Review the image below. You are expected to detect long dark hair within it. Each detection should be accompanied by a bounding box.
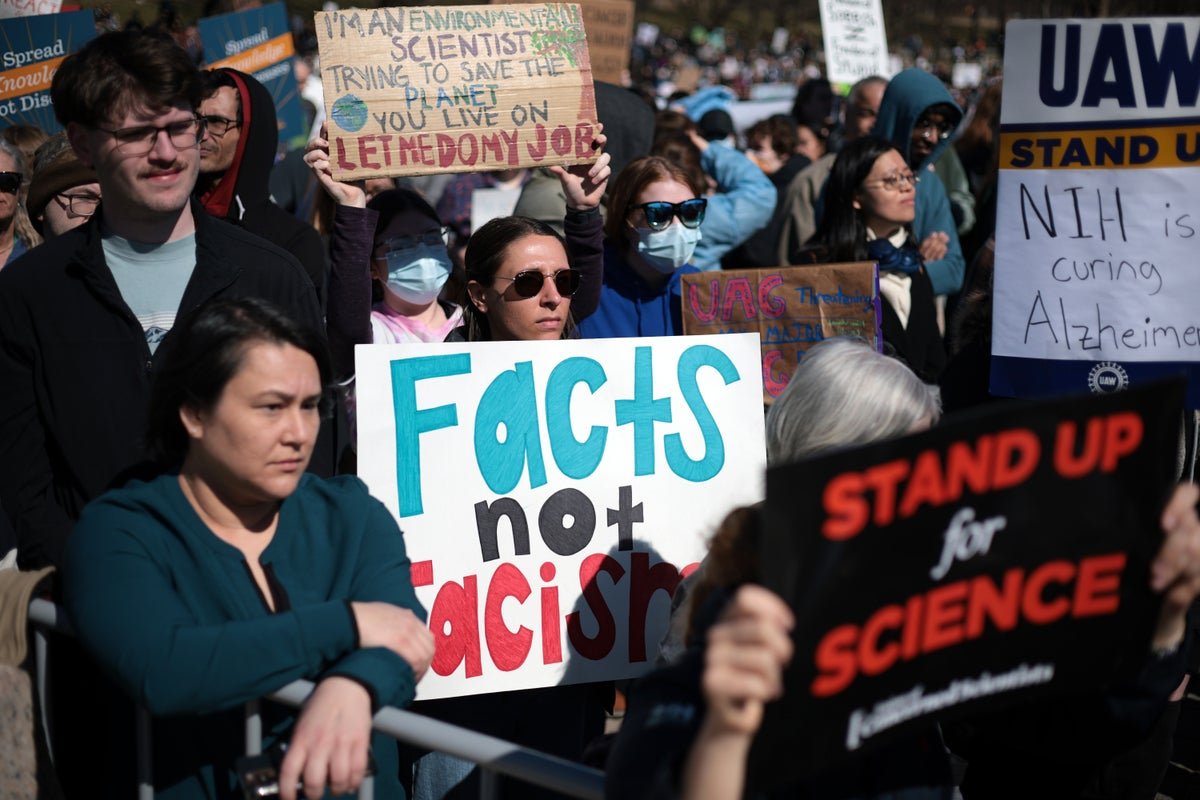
[463,216,570,341]
[810,135,900,262]
[146,297,332,465]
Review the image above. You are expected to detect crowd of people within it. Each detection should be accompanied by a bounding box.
[0,15,1197,800]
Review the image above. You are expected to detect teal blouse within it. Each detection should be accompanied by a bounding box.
[65,472,424,799]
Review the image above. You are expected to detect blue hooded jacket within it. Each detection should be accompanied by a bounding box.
[872,69,966,295]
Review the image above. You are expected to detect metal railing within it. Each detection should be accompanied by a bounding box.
[27,598,605,800]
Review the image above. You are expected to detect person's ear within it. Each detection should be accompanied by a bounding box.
[66,123,95,168]
[852,192,862,212]
[466,280,489,314]
[179,405,206,440]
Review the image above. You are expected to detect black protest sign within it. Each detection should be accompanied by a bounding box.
[749,380,1183,786]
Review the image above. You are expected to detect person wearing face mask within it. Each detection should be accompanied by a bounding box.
[306,128,611,361]
[577,156,707,339]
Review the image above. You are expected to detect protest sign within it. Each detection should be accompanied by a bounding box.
[356,334,766,699]
[493,0,632,85]
[0,10,93,133]
[0,0,60,19]
[818,0,890,88]
[314,3,601,180]
[991,19,1200,408]
[681,263,880,403]
[749,379,1182,784]
[199,3,306,153]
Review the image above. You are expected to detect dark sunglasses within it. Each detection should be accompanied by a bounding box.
[631,198,707,231]
[494,268,582,298]
[0,171,21,194]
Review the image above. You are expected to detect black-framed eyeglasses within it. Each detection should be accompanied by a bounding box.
[53,190,101,219]
[0,171,21,194]
[92,115,207,156]
[861,172,920,191]
[373,228,451,257]
[201,114,241,138]
[493,268,582,299]
[913,117,954,141]
[630,198,707,231]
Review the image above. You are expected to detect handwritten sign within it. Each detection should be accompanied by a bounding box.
[494,0,632,85]
[314,3,601,180]
[749,379,1182,785]
[199,2,306,153]
[356,334,766,699]
[992,19,1200,407]
[818,0,891,87]
[0,0,60,19]
[0,10,93,132]
[681,263,881,403]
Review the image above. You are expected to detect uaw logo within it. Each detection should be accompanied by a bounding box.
[1087,362,1129,394]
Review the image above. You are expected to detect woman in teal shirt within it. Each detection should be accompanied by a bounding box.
[65,297,433,800]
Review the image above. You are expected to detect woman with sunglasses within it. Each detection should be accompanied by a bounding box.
[577,155,708,339]
[805,136,945,382]
[305,129,610,365]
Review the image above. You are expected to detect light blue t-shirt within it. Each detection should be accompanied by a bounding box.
[103,233,195,353]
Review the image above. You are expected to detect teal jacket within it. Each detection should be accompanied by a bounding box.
[872,69,966,295]
[64,473,424,799]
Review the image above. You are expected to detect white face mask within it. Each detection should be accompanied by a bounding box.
[384,244,452,305]
[634,223,702,273]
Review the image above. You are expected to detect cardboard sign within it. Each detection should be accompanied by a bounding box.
[494,0,632,85]
[818,0,891,87]
[681,263,881,403]
[0,0,60,19]
[199,2,306,153]
[314,3,601,180]
[356,334,767,699]
[0,10,93,132]
[991,19,1200,408]
[749,380,1182,785]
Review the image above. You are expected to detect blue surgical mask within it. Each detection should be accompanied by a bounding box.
[634,223,702,273]
[384,244,452,305]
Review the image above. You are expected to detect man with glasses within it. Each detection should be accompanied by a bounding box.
[195,69,327,304]
[871,68,966,297]
[0,29,322,573]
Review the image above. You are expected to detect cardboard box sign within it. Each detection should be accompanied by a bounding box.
[493,0,633,85]
[749,379,1183,786]
[681,263,881,404]
[315,3,601,179]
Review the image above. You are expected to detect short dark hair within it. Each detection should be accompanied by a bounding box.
[51,28,203,129]
[201,69,243,124]
[146,297,332,465]
[463,216,567,341]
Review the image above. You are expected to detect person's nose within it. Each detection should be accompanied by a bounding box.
[148,128,180,162]
[539,274,563,308]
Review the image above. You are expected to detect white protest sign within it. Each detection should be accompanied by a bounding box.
[469,185,523,236]
[991,19,1200,406]
[818,0,890,87]
[356,334,766,699]
[0,0,60,19]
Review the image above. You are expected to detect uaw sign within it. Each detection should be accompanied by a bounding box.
[356,334,767,699]
[991,18,1200,407]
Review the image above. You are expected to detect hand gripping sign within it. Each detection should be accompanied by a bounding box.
[750,379,1182,785]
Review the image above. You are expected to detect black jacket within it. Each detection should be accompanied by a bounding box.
[0,203,323,570]
[197,69,328,306]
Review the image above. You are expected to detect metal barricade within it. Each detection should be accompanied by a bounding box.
[28,599,605,800]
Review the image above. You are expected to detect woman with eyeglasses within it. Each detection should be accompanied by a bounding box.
[577,155,708,339]
[805,135,945,381]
